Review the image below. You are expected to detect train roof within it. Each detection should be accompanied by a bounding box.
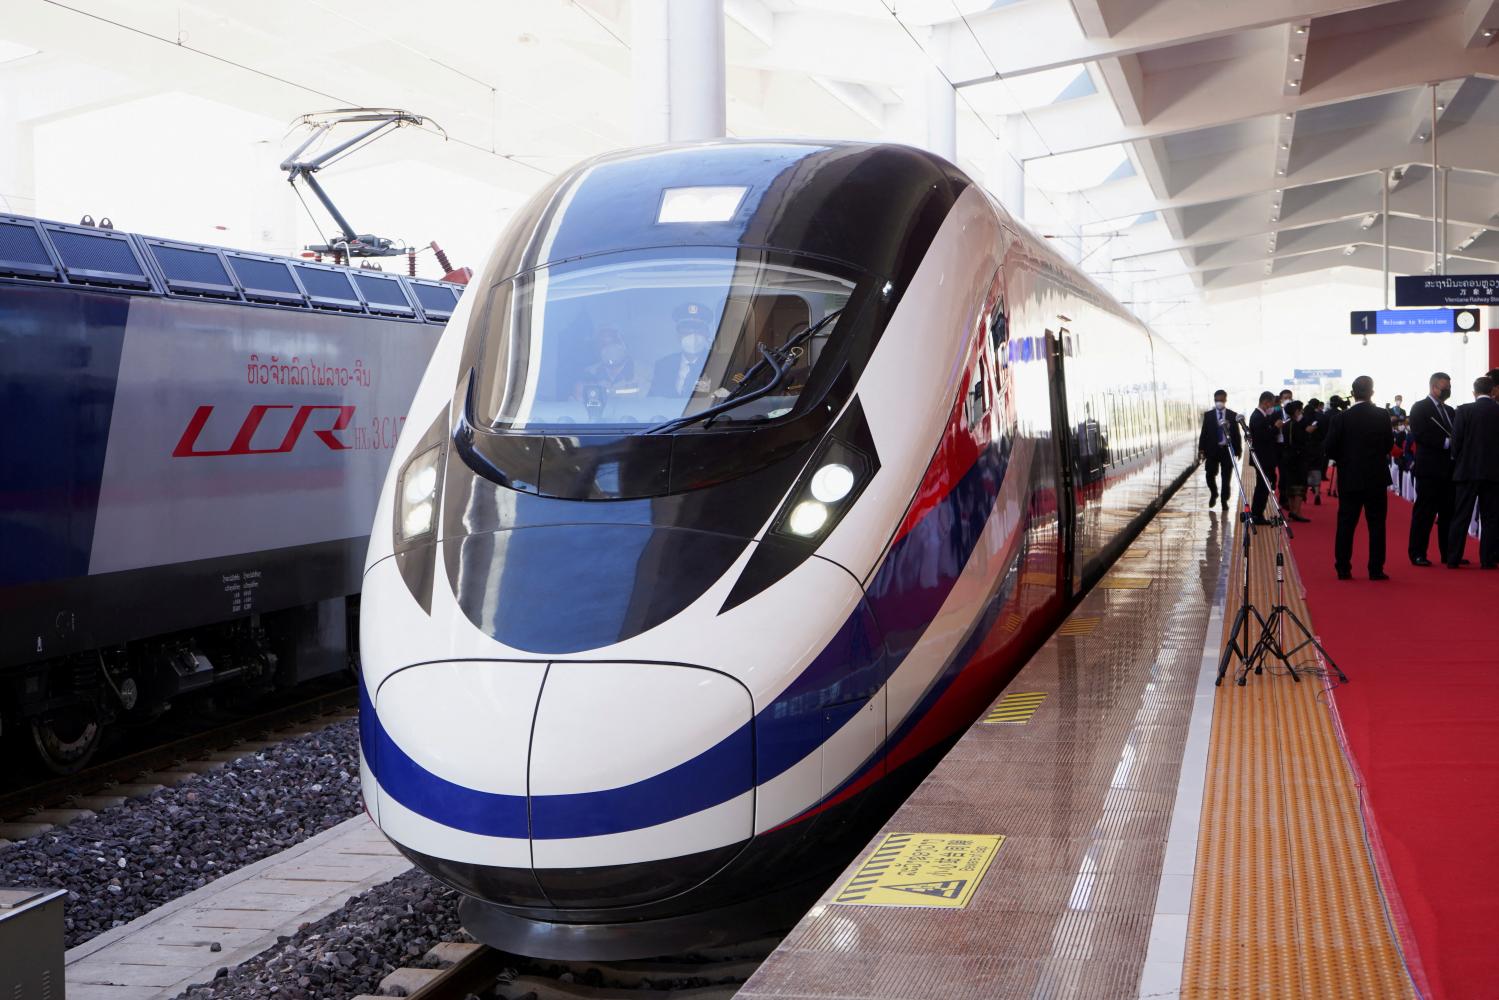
[0,211,465,325]
[481,139,972,294]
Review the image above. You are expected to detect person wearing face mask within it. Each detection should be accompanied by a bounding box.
[1304,399,1327,505]
[1279,400,1311,522]
[575,328,639,399]
[1408,372,1457,566]
[1197,389,1240,511]
[1248,391,1284,524]
[651,302,716,397]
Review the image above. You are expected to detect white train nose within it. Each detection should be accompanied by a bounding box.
[529,661,755,905]
[370,660,543,870]
[366,659,754,907]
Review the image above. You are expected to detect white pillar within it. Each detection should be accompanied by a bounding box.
[996,115,1026,217]
[0,93,37,215]
[247,137,300,255]
[923,65,956,163]
[631,0,726,145]
[631,0,671,144]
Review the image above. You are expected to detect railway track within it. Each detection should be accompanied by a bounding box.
[0,684,357,840]
[370,936,779,1000]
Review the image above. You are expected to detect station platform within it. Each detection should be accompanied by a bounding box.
[64,814,410,999]
[739,476,1425,1000]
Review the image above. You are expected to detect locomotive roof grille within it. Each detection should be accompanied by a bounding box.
[0,209,462,325]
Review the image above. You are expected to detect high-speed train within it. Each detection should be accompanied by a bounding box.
[359,140,1204,958]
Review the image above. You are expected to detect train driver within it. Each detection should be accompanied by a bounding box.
[650,302,717,397]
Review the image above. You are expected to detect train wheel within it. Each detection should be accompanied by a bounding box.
[30,704,103,774]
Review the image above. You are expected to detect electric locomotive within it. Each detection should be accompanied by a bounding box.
[359,140,1203,958]
[0,214,455,771]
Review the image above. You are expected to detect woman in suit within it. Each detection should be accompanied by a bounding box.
[1279,400,1311,522]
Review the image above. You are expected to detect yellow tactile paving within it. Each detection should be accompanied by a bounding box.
[1182,520,1416,1000]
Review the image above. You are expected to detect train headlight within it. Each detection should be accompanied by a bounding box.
[403,463,438,506]
[809,463,855,503]
[787,500,830,536]
[773,435,875,544]
[398,445,442,542]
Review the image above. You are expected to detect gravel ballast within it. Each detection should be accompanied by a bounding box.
[171,869,469,1000]
[0,719,361,948]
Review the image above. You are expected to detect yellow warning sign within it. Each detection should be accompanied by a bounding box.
[1056,615,1100,636]
[983,691,1047,724]
[832,832,1003,908]
[1099,575,1152,590]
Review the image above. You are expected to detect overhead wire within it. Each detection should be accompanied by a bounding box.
[941,1,1207,326]
[38,0,555,175]
[569,0,630,48]
[871,0,1081,245]
[946,1,1192,302]
[877,0,1192,324]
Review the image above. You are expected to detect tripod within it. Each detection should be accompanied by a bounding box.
[1215,422,1348,687]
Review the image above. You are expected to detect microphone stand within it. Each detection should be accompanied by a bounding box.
[1216,414,1349,686]
[1216,421,1274,685]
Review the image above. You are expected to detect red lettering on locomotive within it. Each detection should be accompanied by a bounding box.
[173,404,357,457]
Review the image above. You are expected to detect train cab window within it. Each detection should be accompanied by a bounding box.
[465,249,860,432]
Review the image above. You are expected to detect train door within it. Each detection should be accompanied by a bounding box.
[1044,329,1076,598]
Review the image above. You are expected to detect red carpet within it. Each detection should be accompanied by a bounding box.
[1285,491,1499,1000]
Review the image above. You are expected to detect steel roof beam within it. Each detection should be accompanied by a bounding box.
[1114,170,1499,257]
[1013,7,1499,158]
[1080,114,1499,220]
[937,0,1400,85]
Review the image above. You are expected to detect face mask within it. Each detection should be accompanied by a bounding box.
[1214,401,1225,411]
[1438,385,1451,401]
[681,333,707,354]
[601,345,626,364]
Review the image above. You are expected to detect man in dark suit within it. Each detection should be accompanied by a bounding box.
[1247,391,1283,524]
[1324,375,1394,580]
[1407,372,1457,566]
[1446,375,1499,568]
[1198,389,1241,511]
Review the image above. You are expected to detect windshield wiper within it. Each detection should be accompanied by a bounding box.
[644,308,845,435]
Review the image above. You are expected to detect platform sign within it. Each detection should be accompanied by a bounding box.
[1395,275,1499,306]
[1294,368,1341,379]
[832,832,1004,908]
[1349,308,1480,334]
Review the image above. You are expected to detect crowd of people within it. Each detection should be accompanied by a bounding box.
[1198,369,1499,578]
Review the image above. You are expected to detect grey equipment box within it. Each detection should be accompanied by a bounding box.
[0,887,67,998]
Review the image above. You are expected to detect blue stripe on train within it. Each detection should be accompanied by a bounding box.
[0,284,130,587]
[362,434,1011,841]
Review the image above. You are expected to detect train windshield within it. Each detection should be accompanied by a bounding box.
[468,249,859,431]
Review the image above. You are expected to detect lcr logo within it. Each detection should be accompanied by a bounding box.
[172,404,355,457]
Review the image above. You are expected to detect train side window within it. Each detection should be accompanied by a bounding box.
[965,369,987,430]
[983,270,1008,353]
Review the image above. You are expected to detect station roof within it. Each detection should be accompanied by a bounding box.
[3,0,1492,303]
